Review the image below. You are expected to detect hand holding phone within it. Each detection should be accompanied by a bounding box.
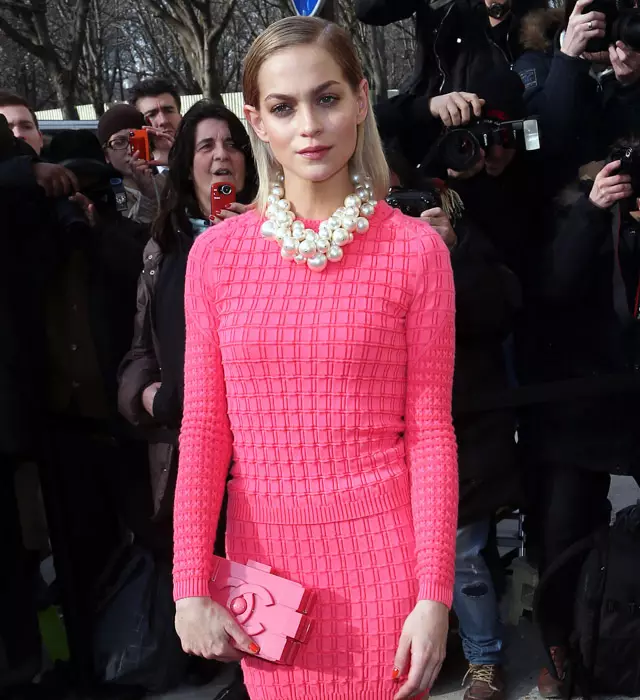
[210,182,236,220]
[129,129,151,161]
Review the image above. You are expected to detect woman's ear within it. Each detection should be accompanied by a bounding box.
[244,105,269,143]
[356,79,370,126]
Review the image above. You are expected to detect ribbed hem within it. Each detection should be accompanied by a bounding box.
[246,693,427,700]
[417,580,454,609]
[174,577,211,602]
[228,474,411,525]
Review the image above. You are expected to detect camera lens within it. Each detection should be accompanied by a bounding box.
[438,129,481,172]
[614,11,640,52]
[220,184,232,195]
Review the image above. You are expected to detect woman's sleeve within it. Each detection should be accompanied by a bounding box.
[405,229,458,608]
[173,234,233,601]
[117,253,161,427]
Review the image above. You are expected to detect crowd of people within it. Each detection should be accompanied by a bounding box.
[2,0,640,699]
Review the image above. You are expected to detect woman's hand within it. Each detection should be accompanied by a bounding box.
[561,0,605,59]
[210,202,253,225]
[610,41,640,86]
[393,600,449,700]
[129,151,157,199]
[175,597,260,662]
[420,207,457,250]
[589,160,633,209]
[142,382,161,417]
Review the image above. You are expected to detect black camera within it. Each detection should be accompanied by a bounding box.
[577,0,640,52]
[610,144,640,196]
[437,117,541,172]
[385,187,441,218]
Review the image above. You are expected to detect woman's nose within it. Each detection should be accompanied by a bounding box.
[299,105,322,137]
[212,143,230,160]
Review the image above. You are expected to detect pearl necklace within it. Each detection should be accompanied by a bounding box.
[260,173,377,272]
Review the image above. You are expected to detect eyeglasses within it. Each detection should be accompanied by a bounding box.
[107,135,130,151]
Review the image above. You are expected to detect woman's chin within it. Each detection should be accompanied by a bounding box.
[287,162,347,185]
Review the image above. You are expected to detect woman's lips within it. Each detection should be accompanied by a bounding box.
[298,146,332,160]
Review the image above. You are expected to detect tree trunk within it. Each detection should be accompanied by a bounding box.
[51,70,79,119]
[370,27,388,100]
[318,0,336,20]
[203,37,223,102]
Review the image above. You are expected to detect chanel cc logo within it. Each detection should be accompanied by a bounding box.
[219,577,275,636]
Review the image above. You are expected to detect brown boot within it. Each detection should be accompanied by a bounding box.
[537,646,567,698]
[463,664,505,700]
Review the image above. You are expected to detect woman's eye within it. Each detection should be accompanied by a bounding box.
[271,103,292,115]
[319,95,338,106]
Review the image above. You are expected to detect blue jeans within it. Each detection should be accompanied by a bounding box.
[453,518,503,665]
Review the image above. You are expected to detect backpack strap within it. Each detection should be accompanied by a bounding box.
[533,533,598,699]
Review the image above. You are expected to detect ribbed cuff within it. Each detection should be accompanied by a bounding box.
[417,579,454,609]
[173,577,211,602]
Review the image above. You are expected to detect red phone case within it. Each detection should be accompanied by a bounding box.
[129,129,150,161]
[211,182,236,218]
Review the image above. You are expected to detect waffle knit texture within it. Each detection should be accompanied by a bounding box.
[173,201,458,698]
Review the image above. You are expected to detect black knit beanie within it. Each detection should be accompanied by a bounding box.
[97,103,145,146]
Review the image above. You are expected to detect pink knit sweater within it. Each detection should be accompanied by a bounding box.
[173,201,458,609]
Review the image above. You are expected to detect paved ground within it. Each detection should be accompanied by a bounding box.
[152,477,640,700]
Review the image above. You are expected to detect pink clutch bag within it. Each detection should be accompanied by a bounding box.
[208,555,316,665]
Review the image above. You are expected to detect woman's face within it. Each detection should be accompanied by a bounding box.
[245,44,368,187]
[192,118,247,200]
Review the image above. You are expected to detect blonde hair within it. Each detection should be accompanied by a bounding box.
[243,16,389,210]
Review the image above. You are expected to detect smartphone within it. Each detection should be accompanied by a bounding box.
[129,129,150,161]
[211,182,236,218]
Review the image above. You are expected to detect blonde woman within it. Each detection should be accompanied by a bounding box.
[173,16,458,700]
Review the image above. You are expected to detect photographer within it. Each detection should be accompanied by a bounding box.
[425,71,552,283]
[387,154,521,700]
[521,144,640,695]
[98,103,166,225]
[515,0,640,172]
[0,113,59,691]
[128,78,182,166]
[356,0,545,98]
[1,110,153,695]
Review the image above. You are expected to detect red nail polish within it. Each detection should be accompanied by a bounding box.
[391,667,400,680]
[249,642,260,654]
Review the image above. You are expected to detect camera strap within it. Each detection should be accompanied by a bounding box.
[110,177,128,213]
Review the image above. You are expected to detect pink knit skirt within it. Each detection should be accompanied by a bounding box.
[226,501,423,699]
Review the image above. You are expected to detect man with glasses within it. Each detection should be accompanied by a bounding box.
[128,78,182,166]
[98,103,164,225]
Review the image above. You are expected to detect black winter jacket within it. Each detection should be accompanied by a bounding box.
[451,219,522,524]
[518,184,640,475]
[0,154,53,455]
[356,0,538,97]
